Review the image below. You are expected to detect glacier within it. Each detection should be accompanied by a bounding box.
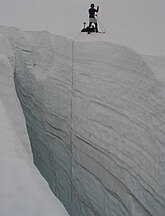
[0,31,69,216]
[0,26,165,216]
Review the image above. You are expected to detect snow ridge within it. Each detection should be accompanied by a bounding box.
[1,26,165,216]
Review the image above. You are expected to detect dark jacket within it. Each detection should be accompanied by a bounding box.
[88,6,99,18]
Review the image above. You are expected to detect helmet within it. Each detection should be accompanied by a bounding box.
[90,3,94,7]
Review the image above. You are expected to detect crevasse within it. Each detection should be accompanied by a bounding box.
[1,26,165,216]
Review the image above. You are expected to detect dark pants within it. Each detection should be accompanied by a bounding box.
[88,22,98,34]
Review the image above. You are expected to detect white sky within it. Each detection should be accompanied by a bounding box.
[0,0,165,55]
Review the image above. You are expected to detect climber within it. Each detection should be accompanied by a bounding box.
[88,3,99,34]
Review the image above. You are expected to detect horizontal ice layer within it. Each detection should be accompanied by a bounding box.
[72,42,165,216]
[144,55,165,83]
[0,33,69,216]
[1,26,165,216]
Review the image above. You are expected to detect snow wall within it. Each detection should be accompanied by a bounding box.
[0,30,69,216]
[1,26,165,216]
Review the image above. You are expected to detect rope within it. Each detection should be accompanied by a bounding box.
[97,16,106,33]
[70,32,81,202]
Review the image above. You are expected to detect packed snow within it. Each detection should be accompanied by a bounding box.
[0,33,69,216]
[0,0,165,215]
[0,26,164,216]
[144,55,165,83]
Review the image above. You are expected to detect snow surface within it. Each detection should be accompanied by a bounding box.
[0,33,69,216]
[1,26,165,216]
[144,55,165,83]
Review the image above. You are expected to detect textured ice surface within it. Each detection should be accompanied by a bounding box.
[0,31,69,216]
[1,26,165,216]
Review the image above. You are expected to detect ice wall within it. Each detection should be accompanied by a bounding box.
[0,32,69,216]
[1,26,165,216]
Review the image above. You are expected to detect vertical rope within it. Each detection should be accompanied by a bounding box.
[70,32,81,203]
[97,16,106,33]
[70,39,74,203]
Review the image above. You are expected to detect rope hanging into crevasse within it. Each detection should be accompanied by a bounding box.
[70,32,81,203]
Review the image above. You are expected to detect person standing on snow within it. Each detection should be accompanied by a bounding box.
[88,3,99,34]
